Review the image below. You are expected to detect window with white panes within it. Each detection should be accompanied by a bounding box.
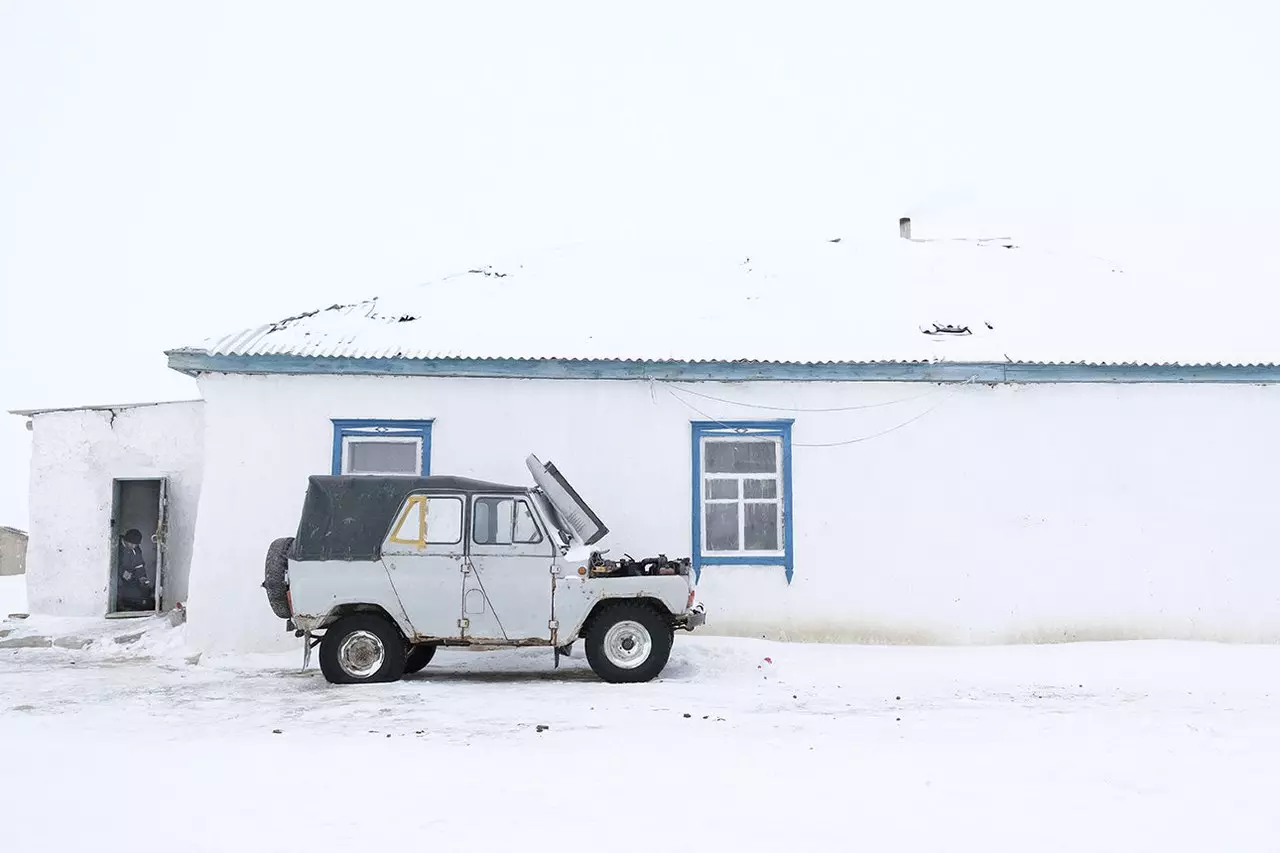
[701,437,784,554]
[692,421,793,580]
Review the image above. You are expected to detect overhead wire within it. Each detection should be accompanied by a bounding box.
[661,380,952,412]
[658,376,978,448]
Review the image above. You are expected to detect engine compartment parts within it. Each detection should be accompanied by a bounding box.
[586,552,692,577]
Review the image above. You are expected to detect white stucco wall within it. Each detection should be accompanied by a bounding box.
[185,373,1280,654]
[25,402,204,615]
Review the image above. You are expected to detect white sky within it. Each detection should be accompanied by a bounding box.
[2,0,1279,529]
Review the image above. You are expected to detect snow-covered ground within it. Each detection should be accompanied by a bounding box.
[0,573,25,616]
[4,628,1280,851]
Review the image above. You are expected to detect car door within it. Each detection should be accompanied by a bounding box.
[464,493,555,642]
[380,491,466,640]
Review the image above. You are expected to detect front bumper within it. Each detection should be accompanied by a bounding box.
[675,604,707,632]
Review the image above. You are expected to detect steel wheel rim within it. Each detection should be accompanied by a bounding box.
[338,630,386,678]
[603,620,652,670]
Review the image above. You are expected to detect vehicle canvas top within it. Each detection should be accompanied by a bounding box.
[290,474,527,562]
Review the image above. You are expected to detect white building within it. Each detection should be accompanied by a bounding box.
[12,400,203,614]
[15,235,1280,653]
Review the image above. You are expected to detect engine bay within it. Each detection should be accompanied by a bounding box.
[586,551,692,577]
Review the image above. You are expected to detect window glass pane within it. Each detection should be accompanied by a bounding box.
[513,501,543,544]
[473,497,514,545]
[424,498,462,544]
[743,479,778,499]
[705,440,777,474]
[347,439,419,474]
[744,502,780,551]
[391,497,423,543]
[496,501,514,545]
[705,479,738,500]
[705,504,739,551]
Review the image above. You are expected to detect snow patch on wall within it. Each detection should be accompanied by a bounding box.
[25,402,204,616]
[186,373,1280,654]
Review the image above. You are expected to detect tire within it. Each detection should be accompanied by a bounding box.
[262,537,294,619]
[318,614,407,685]
[404,644,437,674]
[584,602,674,684]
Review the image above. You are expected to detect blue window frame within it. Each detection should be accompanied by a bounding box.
[331,419,433,476]
[690,420,794,583]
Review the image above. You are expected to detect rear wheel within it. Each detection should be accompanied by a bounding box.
[584,603,673,684]
[318,615,406,685]
[403,644,437,674]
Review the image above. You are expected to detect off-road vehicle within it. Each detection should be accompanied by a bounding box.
[263,454,706,684]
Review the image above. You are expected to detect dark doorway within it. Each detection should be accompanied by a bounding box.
[109,478,168,616]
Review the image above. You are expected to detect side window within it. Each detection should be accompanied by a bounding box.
[345,438,420,475]
[692,421,794,582]
[473,498,511,545]
[472,497,543,546]
[389,495,462,548]
[331,420,432,476]
[513,501,541,544]
[701,437,783,553]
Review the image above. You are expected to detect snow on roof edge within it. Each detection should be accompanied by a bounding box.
[164,351,1280,369]
[9,399,204,418]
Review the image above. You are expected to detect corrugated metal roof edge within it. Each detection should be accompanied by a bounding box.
[165,350,1280,384]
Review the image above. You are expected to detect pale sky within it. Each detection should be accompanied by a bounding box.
[2,0,1279,528]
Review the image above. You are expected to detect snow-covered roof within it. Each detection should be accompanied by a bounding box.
[171,238,1278,368]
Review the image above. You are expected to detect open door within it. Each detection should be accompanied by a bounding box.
[108,477,169,617]
[154,478,168,614]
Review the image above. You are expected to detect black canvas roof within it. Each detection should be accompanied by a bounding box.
[290,474,528,562]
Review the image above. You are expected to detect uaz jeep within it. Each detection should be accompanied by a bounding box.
[263,454,706,684]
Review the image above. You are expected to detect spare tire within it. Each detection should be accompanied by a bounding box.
[262,537,294,619]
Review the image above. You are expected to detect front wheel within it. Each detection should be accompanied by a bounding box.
[318,615,406,685]
[584,603,673,684]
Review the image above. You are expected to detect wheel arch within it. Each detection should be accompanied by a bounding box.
[573,596,674,641]
[314,602,411,641]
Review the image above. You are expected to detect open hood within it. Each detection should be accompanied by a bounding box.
[525,454,609,547]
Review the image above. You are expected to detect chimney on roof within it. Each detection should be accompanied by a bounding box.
[899,217,912,240]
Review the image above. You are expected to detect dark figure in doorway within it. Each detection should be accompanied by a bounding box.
[117,528,155,611]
